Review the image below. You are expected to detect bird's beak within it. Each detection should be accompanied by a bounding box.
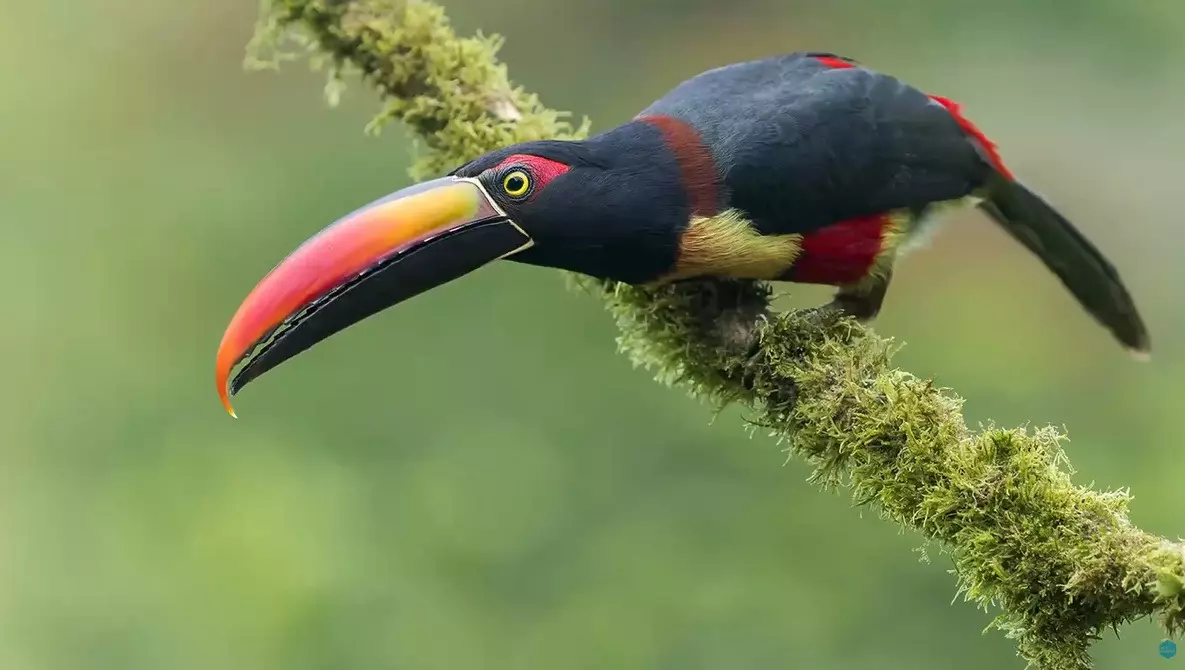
[215,176,532,417]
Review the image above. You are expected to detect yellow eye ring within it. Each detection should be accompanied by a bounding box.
[501,169,531,198]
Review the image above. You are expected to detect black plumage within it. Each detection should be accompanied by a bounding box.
[450,51,1149,354]
[636,52,985,233]
[219,51,1152,411]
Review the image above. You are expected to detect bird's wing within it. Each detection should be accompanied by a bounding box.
[645,53,992,236]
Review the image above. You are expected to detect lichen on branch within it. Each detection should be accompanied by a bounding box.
[248,0,589,178]
[245,1,1184,667]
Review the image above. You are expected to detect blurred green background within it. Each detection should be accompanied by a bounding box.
[3,0,1183,668]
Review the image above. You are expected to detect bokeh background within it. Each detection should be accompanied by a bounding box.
[3,1,1183,668]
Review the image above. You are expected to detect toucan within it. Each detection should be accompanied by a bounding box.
[215,52,1150,416]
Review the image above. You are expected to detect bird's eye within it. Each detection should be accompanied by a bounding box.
[500,169,532,199]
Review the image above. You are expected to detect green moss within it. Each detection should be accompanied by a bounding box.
[247,0,590,178]
[591,278,1185,669]
[245,1,1184,667]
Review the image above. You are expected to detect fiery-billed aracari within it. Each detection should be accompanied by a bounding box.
[215,52,1150,416]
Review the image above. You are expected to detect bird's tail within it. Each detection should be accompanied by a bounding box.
[977,175,1151,357]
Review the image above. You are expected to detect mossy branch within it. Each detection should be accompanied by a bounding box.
[246,1,1184,667]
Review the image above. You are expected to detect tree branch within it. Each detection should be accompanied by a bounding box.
[245,1,1184,667]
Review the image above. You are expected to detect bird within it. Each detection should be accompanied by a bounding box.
[215,51,1151,416]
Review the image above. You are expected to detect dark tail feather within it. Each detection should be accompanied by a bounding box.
[978,176,1151,357]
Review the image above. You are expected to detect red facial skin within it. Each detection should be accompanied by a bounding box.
[491,154,571,195]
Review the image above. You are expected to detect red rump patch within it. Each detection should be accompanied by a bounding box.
[787,214,888,285]
[635,114,720,217]
[815,55,856,70]
[927,95,1014,180]
[493,154,572,194]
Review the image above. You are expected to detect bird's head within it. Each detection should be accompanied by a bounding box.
[214,128,690,416]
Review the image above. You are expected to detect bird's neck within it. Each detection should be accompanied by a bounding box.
[507,122,696,284]
[588,118,723,215]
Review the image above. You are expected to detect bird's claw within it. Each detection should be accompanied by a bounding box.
[798,301,847,328]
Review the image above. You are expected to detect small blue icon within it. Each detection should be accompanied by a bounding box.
[1161,639,1178,659]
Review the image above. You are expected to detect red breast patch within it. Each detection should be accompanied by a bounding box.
[786,214,889,286]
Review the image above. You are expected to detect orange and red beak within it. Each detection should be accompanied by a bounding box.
[215,176,532,417]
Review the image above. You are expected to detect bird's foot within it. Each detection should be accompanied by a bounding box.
[798,300,851,328]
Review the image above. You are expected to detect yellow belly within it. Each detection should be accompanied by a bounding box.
[656,199,971,287]
[659,209,805,282]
